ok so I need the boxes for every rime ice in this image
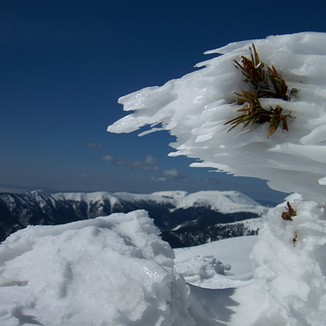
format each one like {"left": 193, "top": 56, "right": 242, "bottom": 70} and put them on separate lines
{"left": 108, "top": 32, "right": 326, "bottom": 204}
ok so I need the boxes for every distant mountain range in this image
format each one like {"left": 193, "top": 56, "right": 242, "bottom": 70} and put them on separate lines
{"left": 0, "top": 190, "right": 268, "bottom": 247}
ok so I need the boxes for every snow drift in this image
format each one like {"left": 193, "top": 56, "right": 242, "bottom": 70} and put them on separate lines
{"left": 247, "top": 196, "right": 326, "bottom": 325}
{"left": 0, "top": 211, "right": 194, "bottom": 325}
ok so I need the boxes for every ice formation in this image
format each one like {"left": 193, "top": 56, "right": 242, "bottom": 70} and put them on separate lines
{"left": 108, "top": 32, "right": 326, "bottom": 204}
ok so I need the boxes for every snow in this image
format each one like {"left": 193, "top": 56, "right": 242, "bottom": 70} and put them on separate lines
{"left": 0, "top": 210, "right": 259, "bottom": 326}
{"left": 179, "top": 198, "right": 326, "bottom": 325}
{"left": 248, "top": 196, "right": 326, "bottom": 325}
{"left": 53, "top": 191, "right": 120, "bottom": 207}
{"left": 0, "top": 211, "right": 194, "bottom": 326}
{"left": 111, "top": 191, "right": 173, "bottom": 204}
{"left": 152, "top": 191, "right": 188, "bottom": 199}
{"left": 1, "top": 199, "right": 326, "bottom": 325}
{"left": 174, "top": 236, "right": 257, "bottom": 289}
{"left": 108, "top": 32, "right": 326, "bottom": 204}
{"left": 171, "top": 190, "right": 264, "bottom": 214}
{"left": 55, "top": 189, "right": 265, "bottom": 215}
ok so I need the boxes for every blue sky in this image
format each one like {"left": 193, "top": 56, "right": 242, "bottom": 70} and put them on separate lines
{"left": 0, "top": 0, "right": 325, "bottom": 203}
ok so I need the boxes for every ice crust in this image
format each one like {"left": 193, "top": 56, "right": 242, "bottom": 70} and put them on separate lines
{"left": 108, "top": 32, "right": 326, "bottom": 204}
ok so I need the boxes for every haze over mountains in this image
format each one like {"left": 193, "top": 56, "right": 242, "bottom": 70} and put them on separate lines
{"left": 0, "top": 190, "right": 267, "bottom": 247}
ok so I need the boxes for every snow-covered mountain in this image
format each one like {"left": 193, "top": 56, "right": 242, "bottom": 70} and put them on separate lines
{"left": 0, "top": 190, "right": 266, "bottom": 246}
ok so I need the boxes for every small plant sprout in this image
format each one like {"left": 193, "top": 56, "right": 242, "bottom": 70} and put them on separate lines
{"left": 281, "top": 201, "right": 297, "bottom": 221}
{"left": 225, "top": 44, "right": 297, "bottom": 136}
{"left": 292, "top": 231, "right": 298, "bottom": 247}
{"left": 281, "top": 202, "right": 298, "bottom": 246}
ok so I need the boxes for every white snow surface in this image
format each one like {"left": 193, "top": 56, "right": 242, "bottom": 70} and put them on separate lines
{"left": 174, "top": 236, "right": 257, "bottom": 289}
{"left": 169, "top": 190, "right": 264, "bottom": 214}
{"left": 0, "top": 211, "right": 193, "bottom": 326}
{"left": 52, "top": 191, "right": 120, "bottom": 206}
{"left": 1, "top": 200, "right": 325, "bottom": 325}
{"left": 108, "top": 32, "right": 326, "bottom": 204}
{"left": 0, "top": 209, "right": 259, "bottom": 326}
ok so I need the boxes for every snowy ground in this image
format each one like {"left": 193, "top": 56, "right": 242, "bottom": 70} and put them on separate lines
{"left": 174, "top": 236, "right": 257, "bottom": 289}
{"left": 0, "top": 209, "right": 259, "bottom": 326}
{"left": 0, "top": 197, "right": 325, "bottom": 325}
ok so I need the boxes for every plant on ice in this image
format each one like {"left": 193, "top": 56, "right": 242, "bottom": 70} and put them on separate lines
{"left": 225, "top": 44, "right": 297, "bottom": 137}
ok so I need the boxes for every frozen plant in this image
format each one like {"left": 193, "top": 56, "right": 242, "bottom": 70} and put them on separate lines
{"left": 108, "top": 32, "right": 326, "bottom": 203}
{"left": 225, "top": 44, "right": 297, "bottom": 137}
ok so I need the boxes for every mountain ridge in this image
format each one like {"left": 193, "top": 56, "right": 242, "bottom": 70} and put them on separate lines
{"left": 0, "top": 190, "right": 268, "bottom": 247}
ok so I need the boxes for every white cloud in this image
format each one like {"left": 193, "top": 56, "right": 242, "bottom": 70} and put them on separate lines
{"left": 102, "top": 155, "right": 115, "bottom": 162}
{"left": 151, "top": 169, "right": 186, "bottom": 182}
{"left": 102, "top": 154, "right": 159, "bottom": 172}
{"left": 86, "top": 142, "right": 103, "bottom": 149}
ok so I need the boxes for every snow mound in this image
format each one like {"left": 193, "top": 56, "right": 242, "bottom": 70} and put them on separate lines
{"left": 175, "top": 255, "right": 231, "bottom": 285}
{"left": 247, "top": 196, "right": 326, "bottom": 325}
{"left": 108, "top": 32, "right": 326, "bottom": 203}
{"left": 0, "top": 211, "right": 195, "bottom": 326}
{"left": 174, "top": 236, "right": 257, "bottom": 289}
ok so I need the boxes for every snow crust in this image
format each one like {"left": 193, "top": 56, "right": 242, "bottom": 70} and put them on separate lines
{"left": 108, "top": 32, "right": 326, "bottom": 204}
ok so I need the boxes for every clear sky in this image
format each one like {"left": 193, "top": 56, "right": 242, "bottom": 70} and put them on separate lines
{"left": 0, "top": 0, "right": 325, "bottom": 203}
